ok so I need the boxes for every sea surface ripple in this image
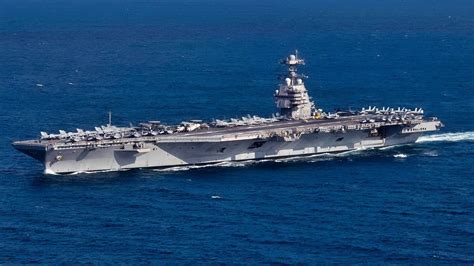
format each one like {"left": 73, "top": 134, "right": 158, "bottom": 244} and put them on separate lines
{"left": 0, "top": 0, "right": 473, "bottom": 263}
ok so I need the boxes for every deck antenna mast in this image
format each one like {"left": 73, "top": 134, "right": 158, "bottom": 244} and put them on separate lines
{"left": 274, "top": 50, "right": 314, "bottom": 119}
{"left": 108, "top": 111, "right": 112, "bottom": 127}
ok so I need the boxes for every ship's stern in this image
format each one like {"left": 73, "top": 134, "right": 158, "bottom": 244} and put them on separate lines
{"left": 12, "top": 140, "right": 48, "bottom": 171}
{"left": 12, "top": 140, "right": 48, "bottom": 161}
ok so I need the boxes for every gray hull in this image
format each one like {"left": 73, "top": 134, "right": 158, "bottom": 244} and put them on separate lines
{"left": 20, "top": 127, "right": 420, "bottom": 174}
{"left": 11, "top": 51, "right": 443, "bottom": 175}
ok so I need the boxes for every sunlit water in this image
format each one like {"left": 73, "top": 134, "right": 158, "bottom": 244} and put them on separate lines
{"left": 0, "top": 0, "right": 473, "bottom": 263}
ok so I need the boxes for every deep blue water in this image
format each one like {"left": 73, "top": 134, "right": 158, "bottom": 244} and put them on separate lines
{"left": 1, "top": 0, "right": 473, "bottom": 263}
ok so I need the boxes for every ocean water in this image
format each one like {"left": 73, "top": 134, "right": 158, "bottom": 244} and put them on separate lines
{"left": 1, "top": 0, "right": 473, "bottom": 263}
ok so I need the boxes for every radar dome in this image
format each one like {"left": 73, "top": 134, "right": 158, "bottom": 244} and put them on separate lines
{"left": 285, "top": 78, "right": 291, "bottom": 86}
{"left": 289, "top": 55, "right": 296, "bottom": 60}
{"left": 297, "top": 78, "right": 303, "bottom": 85}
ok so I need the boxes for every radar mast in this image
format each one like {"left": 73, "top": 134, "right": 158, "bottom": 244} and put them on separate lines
{"left": 274, "top": 51, "right": 315, "bottom": 119}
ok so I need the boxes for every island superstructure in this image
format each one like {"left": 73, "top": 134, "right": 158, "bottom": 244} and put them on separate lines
{"left": 13, "top": 51, "right": 443, "bottom": 174}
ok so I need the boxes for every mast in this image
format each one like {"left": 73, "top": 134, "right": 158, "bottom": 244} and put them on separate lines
{"left": 274, "top": 51, "right": 315, "bottom": 120}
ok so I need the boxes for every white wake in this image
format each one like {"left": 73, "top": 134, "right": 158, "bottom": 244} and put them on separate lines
{"left": 416, "top": 132, "right": 474, "bottom": 143}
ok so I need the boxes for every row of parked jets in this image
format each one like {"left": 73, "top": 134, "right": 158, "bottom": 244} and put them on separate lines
{"left": 324, "top": 106, "right": 425, "bottom": 122}
{"left": 359, "top": 106, "right": 424, "bottom": 115}
{"left": 39, "top": 114, "right": 283, "bottom": 142}
{"left": 211, "top": 114, "right": 281, "bottom": 128}
{"left": 39, "top": 108, "right": 423, "bottom": 142}
{"left": 359, "top": 106, "right": 424, "bottom": 123}
{"left": 39, "top": 122, "right": 206, "bottom": 142}
{"left": 40, "top": 125, "right": 160, "bottom": 142}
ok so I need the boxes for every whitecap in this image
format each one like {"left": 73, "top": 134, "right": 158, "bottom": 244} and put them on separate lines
{"left": 423, "top": 151, "right": 439, "bottom": 157}
{"left": 393, "top": 153, "right": 408, "bottom": 158}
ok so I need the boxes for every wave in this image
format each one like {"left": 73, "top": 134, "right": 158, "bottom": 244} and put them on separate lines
{"left": 416, "top": 131, "right": 474, "bottom": 143}
{"left": 422, "top": 150, "right": 438, "bottom": 157}
{"left": 393, "top": 153, "right": 408, "bottom": 158}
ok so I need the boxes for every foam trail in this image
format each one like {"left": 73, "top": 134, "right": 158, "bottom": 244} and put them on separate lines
{"left": 416, "top": 132, "right": 474, "bottom": 143}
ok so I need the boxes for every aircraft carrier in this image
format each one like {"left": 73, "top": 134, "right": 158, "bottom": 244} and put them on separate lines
{"left": 12, "top": 51, "right": 443, "bottom": 174}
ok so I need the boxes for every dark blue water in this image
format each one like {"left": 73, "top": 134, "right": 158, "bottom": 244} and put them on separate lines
{"left": 1, "top": 0, "right": 473, "bottom": 263}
